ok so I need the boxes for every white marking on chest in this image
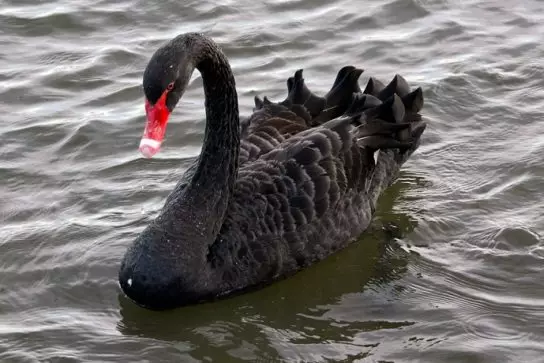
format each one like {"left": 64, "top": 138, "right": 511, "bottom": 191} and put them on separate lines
{"left": 127, "top": 278, "right": 132, "bottom": 287}
{"left": 373, "top": 150, "right": 380, "bottom": 165}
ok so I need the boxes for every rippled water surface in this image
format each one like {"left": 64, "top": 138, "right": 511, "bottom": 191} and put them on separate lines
{"left": 1, "top": 0, "right": 543, "bottom": 362}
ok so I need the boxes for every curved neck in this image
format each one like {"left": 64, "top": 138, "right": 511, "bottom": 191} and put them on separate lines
{"left": 162, "top": 34, "right": 240, "bottom": 241}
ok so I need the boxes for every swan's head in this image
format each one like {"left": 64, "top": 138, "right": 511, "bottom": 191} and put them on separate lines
{"left": 140, "top": 38, "right": 195, "bottom": 158}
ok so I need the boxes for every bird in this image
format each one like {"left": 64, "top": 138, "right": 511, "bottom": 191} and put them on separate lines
{"left": 118, "top": 32, "right": 427, "bottom": 310}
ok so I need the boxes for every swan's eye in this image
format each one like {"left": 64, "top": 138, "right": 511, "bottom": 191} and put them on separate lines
{"left": 167, "top": 82, "right": 175, "bottom": 91}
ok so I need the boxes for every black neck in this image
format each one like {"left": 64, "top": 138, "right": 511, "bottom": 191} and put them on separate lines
{"left": 162, "top": 33, "right": 240, "bottom": 241}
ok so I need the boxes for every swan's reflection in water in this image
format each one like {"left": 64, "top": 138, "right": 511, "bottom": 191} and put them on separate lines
{"left": 117, "top": 172, "right": 424, "bottom": 362}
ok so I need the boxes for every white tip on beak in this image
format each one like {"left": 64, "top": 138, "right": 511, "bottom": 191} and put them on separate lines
{"left": 139, "top": 138, "right": 162, "bottom": 158}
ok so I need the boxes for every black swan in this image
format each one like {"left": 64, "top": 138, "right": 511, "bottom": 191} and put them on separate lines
{"left": 119, "top": 33, "right": 426, "bottom": 310}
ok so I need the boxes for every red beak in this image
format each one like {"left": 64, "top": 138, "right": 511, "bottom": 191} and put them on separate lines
{"left": 140, "top": 91, "right": 170, "bottom": 158}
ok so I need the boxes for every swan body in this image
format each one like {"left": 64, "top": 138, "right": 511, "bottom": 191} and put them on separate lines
{"left": 119, "top": 33, "right": 426, "bottom": 310}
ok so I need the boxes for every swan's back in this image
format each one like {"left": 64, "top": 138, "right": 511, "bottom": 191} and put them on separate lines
{"left": 209, "top": 67, "right": 426, "bottom": 290}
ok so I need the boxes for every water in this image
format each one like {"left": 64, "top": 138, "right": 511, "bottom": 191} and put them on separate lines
{"left": 1, "top": 0, "right": 543, "bottom": 361}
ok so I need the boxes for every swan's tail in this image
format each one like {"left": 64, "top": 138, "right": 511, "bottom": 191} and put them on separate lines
{"left": 349, "top": 93, "right": 423, "bottom": 166}
{"left": 347, "top": 75, "right": 426, "bottom": 204}
{"left": 251, "top": 67, "right": 427, "bottom": 190}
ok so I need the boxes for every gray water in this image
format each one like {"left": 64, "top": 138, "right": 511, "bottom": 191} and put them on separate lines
{"left": 1, "top": 0, "right": 543, "bottom": 362}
